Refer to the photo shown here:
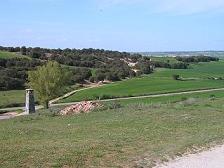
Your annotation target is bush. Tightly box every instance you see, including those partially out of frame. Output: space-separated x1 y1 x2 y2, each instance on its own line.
172 74 180 80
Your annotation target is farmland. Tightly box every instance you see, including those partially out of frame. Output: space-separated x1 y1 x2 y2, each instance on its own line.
58 60 224 103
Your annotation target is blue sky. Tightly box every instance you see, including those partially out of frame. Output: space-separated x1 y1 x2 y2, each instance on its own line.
0 0 224 52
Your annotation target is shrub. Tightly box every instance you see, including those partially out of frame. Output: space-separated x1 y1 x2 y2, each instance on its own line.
172 74 180 80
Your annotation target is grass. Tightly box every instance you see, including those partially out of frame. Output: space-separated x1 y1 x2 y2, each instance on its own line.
104 90 224 106
0 90 25 108
0 51 30 59
59 61 224 103
153 61 224 78
1 96 224 167
0 85 80 109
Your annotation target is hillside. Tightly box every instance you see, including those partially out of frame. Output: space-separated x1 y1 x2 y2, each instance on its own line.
0 46 220 108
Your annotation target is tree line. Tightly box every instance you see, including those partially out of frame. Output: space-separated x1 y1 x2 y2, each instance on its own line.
0 58 43 90
176 56 219 63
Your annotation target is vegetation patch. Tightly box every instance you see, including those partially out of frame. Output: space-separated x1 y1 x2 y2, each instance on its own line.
1 97 224 167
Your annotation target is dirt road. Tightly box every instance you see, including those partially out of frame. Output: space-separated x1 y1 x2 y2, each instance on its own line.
156 145 224 168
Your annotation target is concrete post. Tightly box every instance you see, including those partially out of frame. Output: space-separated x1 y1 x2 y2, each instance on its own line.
25 89 35 114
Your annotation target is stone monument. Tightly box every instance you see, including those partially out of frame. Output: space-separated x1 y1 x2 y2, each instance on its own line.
25 89 35 114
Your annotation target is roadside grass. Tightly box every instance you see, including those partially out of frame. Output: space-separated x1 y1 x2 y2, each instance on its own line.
58 61 224 103
1 96 224 167
0 51 30 59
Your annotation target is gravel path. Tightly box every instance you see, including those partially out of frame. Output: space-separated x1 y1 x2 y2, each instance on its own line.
157 145 224 168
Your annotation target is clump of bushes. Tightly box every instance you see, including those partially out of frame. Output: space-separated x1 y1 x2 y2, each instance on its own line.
172 74 180 80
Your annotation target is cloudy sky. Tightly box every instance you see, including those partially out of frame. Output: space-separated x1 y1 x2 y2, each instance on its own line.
0 0 224 51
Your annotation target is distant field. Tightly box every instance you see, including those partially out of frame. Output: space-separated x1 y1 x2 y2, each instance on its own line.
1 95 224 167
153 60 224 78
0 51 30 59
58 61 224 103
151 56 180 63
0 90 25 108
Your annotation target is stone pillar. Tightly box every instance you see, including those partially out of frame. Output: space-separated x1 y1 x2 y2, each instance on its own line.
25 89 35 114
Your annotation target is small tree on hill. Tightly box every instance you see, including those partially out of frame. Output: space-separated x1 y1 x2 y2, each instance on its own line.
28 61 71 108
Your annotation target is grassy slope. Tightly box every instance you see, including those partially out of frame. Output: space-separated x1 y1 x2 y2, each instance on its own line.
1 96 224 167
0 51 30 59
59 61 224 103
105 90 224 106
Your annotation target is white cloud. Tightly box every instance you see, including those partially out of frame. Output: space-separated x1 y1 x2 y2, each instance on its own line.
96 0 224 14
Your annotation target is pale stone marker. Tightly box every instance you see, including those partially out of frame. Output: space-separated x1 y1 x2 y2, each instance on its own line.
25 89 35 114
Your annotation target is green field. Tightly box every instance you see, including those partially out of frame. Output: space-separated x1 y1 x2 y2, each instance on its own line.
103 90 224 106
58 61 224 103
1 96 224 167
0 90 25 108
0 51 30 59
153 61 224 78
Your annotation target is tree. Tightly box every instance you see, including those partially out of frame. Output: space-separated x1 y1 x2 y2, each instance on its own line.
20 46 27 55
28 61 71 108
31 47 41 58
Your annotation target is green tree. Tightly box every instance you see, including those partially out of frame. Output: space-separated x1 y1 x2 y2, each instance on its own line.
20 46 27 55
28 61 71 108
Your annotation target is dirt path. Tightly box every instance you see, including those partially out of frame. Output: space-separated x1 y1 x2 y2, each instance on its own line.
49 83 104 104
0 112 19 120
156 145 224 168
51 87 224 107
